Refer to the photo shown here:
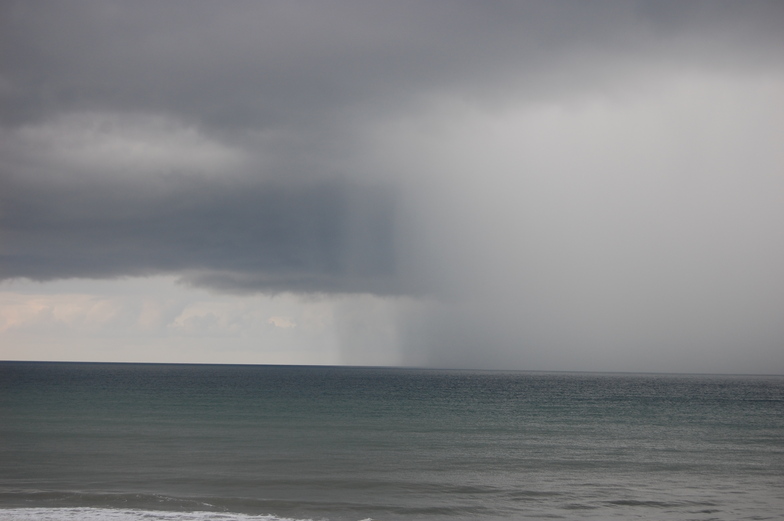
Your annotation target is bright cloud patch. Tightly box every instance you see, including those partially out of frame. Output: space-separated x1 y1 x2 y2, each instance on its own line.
268 316 297 329
9 112 247 177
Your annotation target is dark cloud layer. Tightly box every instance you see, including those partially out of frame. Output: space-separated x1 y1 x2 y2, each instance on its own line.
2 0 781 295
1 172 398 294
2 1 782 130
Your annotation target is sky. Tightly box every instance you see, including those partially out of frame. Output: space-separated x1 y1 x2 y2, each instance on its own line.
1 1 783 374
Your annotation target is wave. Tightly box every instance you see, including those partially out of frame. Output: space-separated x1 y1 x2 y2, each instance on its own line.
0 508 320 521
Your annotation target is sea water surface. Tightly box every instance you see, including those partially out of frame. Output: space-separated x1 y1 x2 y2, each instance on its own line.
1 362 782 520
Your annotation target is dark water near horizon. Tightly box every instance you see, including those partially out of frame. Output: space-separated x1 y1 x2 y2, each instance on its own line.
1 362 782 520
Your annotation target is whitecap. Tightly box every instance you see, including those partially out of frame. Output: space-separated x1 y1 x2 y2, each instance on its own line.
0 508 312 521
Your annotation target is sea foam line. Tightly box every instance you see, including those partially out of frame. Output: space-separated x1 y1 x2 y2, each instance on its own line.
0 508 313 521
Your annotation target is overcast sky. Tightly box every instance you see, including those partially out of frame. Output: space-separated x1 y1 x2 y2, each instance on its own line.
2 1 783 373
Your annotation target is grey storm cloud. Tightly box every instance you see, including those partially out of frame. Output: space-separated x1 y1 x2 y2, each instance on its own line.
3 1 782 131
2 0 781 295
1 170 398 293
2 1 784 372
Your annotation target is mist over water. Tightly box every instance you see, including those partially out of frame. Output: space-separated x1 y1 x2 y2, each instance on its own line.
382 82 784 372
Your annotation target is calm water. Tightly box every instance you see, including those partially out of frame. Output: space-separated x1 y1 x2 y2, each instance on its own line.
1 362 782 520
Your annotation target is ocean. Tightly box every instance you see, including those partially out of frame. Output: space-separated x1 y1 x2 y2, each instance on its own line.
0 362 782 521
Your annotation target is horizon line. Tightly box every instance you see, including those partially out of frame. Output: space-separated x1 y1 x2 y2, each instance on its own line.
1 359 781 378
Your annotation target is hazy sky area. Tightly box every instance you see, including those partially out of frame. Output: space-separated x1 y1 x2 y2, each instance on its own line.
1 1 783 373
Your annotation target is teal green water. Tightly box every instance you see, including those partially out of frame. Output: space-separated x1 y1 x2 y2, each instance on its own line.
1 362 783 520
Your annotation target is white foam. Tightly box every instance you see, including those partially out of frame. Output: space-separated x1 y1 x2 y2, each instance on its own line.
0 508 312 521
